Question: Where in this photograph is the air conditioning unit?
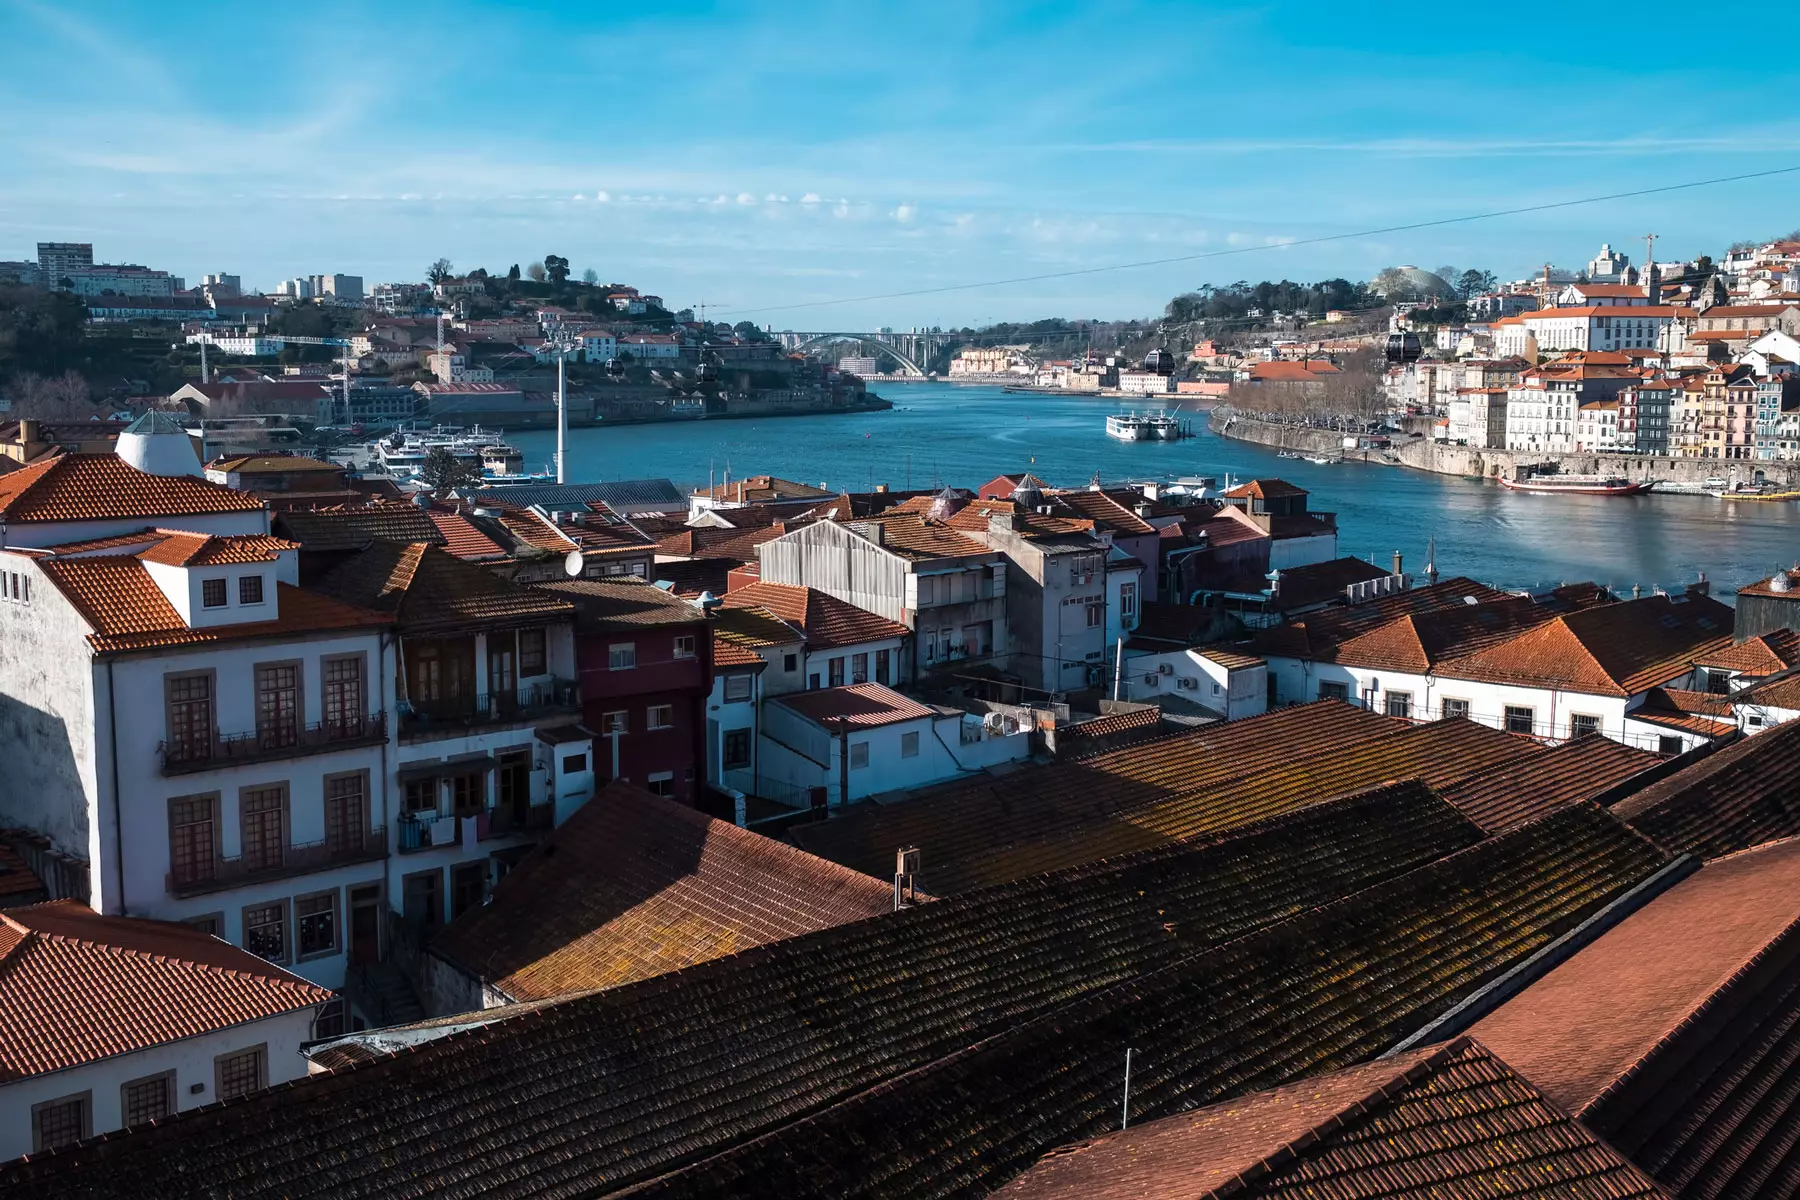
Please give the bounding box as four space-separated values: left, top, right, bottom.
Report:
1177 677 1198 690
1143 673 1160 686
1158 663 1174 675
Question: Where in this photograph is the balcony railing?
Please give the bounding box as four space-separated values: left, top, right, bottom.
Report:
399 679 580 736
397 809 467 853
159 712 388 776
477 802 556 841
165 826 388 897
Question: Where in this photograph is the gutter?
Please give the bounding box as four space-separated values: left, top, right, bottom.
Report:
106 659 126 914
1385 852 1698 1056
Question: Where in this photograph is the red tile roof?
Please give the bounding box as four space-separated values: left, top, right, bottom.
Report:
695 475 836 502
536 577 704 631
315 542 573 633
996 1037 1669 1200
1247 360 1340 382
1697 629 1800 675
721 580 909 650
774 682 936 728
431 782 893 1000
0 901 330 1082
134 530 297 567
1612 718 1800 858
1221 477 1307 500
273 502 446 551
0 454 265 523
425 511 507 560
1439 734 1661 832
849 513 993 561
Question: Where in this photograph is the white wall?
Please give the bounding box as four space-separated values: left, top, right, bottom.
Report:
1119 648 1268 721
0 1008 316 1162
760 712 1029 806
0 510 268 551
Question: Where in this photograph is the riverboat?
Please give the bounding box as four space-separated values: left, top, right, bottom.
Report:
1106 411 1190 441
374 425 553 483
1303 454 1342 465
1499 474 1650 496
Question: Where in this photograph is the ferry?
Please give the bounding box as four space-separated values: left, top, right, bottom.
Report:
1499 473 1651 496
373 425 553 484
1106 411 1190 441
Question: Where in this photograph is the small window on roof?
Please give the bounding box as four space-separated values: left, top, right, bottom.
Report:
239 575 264 605
201 578 228 608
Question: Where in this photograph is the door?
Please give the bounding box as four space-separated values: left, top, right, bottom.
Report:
348 885 381 966
488 640 518 709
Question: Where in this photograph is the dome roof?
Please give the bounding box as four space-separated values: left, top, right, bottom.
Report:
115 411 202 477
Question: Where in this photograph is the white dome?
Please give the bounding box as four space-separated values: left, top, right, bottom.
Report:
116 412 202 477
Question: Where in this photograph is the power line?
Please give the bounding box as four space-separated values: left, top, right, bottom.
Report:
715 164 1800 319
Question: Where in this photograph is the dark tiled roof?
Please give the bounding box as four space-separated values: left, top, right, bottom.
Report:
1439 733 1662 833
0 782 1482 1199
651 556 737 598
536 577 704 630
773 683 937 728
431 782 893 1000
471 479 684 510
274 502 446 551
619 804 1669 1199
314 541 573 634
1266 557 1392 610
995 1038 1670 1200
1612 720 1800 858
1252 577 1518 661
721 580 910 649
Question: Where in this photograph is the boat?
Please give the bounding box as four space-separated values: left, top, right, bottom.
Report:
1499 473 1650 496
1653 476 1731 496
375 425 553 484
1710 488 1800 502
1276 450 1302 460
1303 454 1342 465
1106 413 1154 441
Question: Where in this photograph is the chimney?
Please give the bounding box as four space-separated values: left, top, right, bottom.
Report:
1392 550 1403 577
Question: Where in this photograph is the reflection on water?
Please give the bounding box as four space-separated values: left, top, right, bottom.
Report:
511 383 1800 598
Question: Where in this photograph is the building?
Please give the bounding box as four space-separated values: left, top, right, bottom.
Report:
0 901 331 1159
1519 306 1676 353
721 580 910 691
35 242 92 289
1617 378 1673 454
707 607 794 799
65 264 178 298
1583 242 1632 283
535 577 711 804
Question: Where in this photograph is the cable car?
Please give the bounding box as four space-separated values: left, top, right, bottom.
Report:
604 357 626 378
1385 332 1423 364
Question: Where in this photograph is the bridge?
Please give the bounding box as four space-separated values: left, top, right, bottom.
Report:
774 330 952 377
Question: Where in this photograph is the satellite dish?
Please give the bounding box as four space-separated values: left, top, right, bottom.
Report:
564 550 586 577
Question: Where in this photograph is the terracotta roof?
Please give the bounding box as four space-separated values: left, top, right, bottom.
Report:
774 682 936 728
208 454 340 474
654 522 789 563
134 530 297 567
1613 719 1800 858
1056 704 1166 749
1221 477 1307 500
848 513 992 561
0 900 330 1083
1439 734 1662 833
431 782 893 1000
37 557 391 654
1474 836 1800 1119
314 541 573 634
1628 686 1737 735
1737 567 1800 599
426 511 507 560
720 580 909 650
1253 577 1523 661
1045 490 1157 535
996 1037 1669 1200
1437 593 1734 697
0 842 46 903
1263 556 1391 611
0 782 1502 1198
712 635 765 667
650 557 737 598
273 502 446 552
1697 629 1800 675
1247 360 1339 382
695 474 836 502
1330 595 1555 671
1188 512 1269 549
536 577 702 630
1193 644 1264 670
0 454 265 524
712 603 801 651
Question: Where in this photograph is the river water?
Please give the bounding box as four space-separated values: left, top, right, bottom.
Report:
510 382 1800 599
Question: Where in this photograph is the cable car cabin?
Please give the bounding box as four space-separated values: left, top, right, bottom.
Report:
1385 332 1423 363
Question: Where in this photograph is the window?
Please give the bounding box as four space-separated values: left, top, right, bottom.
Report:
602 710 628 735
312 997 348 1041
901 731 920 758
646 771 674 797
201 578 228 608
450 771 485 818
496 751 530 816
723 728 751 769
238 574 264 605
783 653 798 672
403 869 441 927
184 913 222 937
1504 705 1536 735
849 742 870 769
1119 582 1138 623
875 649 891 686
450 862 486 919
1706 670 1732 696
808 672 823 689
1318 681 1349 702
169 793 218 888
562 752 587 774
296 891 338 958
32 1094 90 1152
240 786 287 873
255 662 300 749
673 634 696 659
1659 735 1684 756
1570 713 1602 738
518 627 547 676
322 656 366 737
1441 698 1471 721
324 772 367 856
724 673 753 701
851 653 869 685
4 570 30 606
487 640 517 701
828 658 845 688
1086 603 1103 629
403 775 439 814
647 704 674 730
243 902 287 963
215 1046 266 1101
1384 691 1413 720
608 642 636 670
122 1073 174 1126
165 672 214 763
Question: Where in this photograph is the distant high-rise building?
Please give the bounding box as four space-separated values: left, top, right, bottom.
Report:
37 242 93 289
202 272 242 295
320 274 363 301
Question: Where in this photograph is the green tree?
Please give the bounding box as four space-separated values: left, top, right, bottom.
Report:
582 267 598 285
527 262 547 282
419 446 483 492
507 264 521 281
544 255 571 285
427 258 454 284
1456 269 1496 299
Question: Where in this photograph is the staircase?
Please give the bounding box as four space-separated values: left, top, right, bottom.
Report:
348 961 426 1028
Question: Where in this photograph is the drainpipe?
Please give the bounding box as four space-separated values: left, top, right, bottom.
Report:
1113 637 1125 701
836 718 850 808
106 659 125 915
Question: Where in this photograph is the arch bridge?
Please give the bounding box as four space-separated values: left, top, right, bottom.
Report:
777 331 947 377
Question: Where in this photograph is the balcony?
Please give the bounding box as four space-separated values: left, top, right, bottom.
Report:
397 809 465 853
477 802 556 841
165 826 387 898
399 679 580 739
159 713 388 776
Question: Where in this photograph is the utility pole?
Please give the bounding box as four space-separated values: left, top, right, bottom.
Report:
556 345 568 484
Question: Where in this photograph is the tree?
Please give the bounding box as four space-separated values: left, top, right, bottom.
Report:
527 262 547 282
1695 255 1715 275
507 264 521 281
582 268 598 285
419 446 483 492
427 258 454 284
4 370 94 420
1433 266 1460 291
543 255 570 285
1456 269 1497 300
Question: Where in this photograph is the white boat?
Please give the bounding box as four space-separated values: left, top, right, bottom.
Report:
1303 454 1342 465
376 425 552 483
1107 413 1154 441
1499 473 1650 496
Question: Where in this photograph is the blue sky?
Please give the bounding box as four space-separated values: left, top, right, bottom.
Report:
3 0 1796 327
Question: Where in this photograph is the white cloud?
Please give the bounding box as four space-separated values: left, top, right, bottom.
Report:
737 192 756 204
572 193 585 201
595 190 610 202
891 204 916 223
801 192 822 204
833 201 850 218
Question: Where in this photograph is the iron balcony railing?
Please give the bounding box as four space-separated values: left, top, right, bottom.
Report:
397 809 466 853
165 826 388 898
398 679 580 735
159 712 388 775
477 802 556 841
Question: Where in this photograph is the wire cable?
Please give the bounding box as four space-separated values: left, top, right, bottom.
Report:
714 164 1800 318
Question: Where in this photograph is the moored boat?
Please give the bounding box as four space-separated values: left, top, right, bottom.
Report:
1499 473 1650 496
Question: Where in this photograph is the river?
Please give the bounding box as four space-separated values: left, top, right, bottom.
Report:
508 382 1800 599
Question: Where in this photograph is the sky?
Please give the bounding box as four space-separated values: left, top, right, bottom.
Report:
3 0 1798 329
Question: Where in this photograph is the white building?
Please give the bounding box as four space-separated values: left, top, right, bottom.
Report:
618 333 680 360
721 580 911 691
1519 306 1675 353
0 901 330 1160
707 616 786 807
1584 243 1632 283
1116 643 1268 721
576 329 618 363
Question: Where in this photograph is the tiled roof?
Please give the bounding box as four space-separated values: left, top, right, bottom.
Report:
695 474 836 502
37 557 390 654
0 842 46 904
712 635 765 667
314 541 573 634
208 454 340 474
1330 595 1554 672
495 506 579 552
0 782 1488 1198
850 513 992 561
712 603 801 650
1437 593 1734 697
1628 686 1737 735
1264 556 1392 611
426 510 507 560
787 704 1539 895
431 782 893 1000
721 580 909 649
1056 705 1167 750
273 502 446 551
774 682 936 728
1612 719 1800 858
0 454 265 523
617 804 1668 1199
655 522 789 563
995 1038 1669 1200
1221 477 1307 500
0 901 330 1083
134 530 298 567
536 577 702 630
650 556 737 598
1254 576 1516 660
943 498 1096 539
1192 645 1265 670
1697 629 1800 674
1440 734 1661 833
470 479 684 511
1045 489 1157 534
